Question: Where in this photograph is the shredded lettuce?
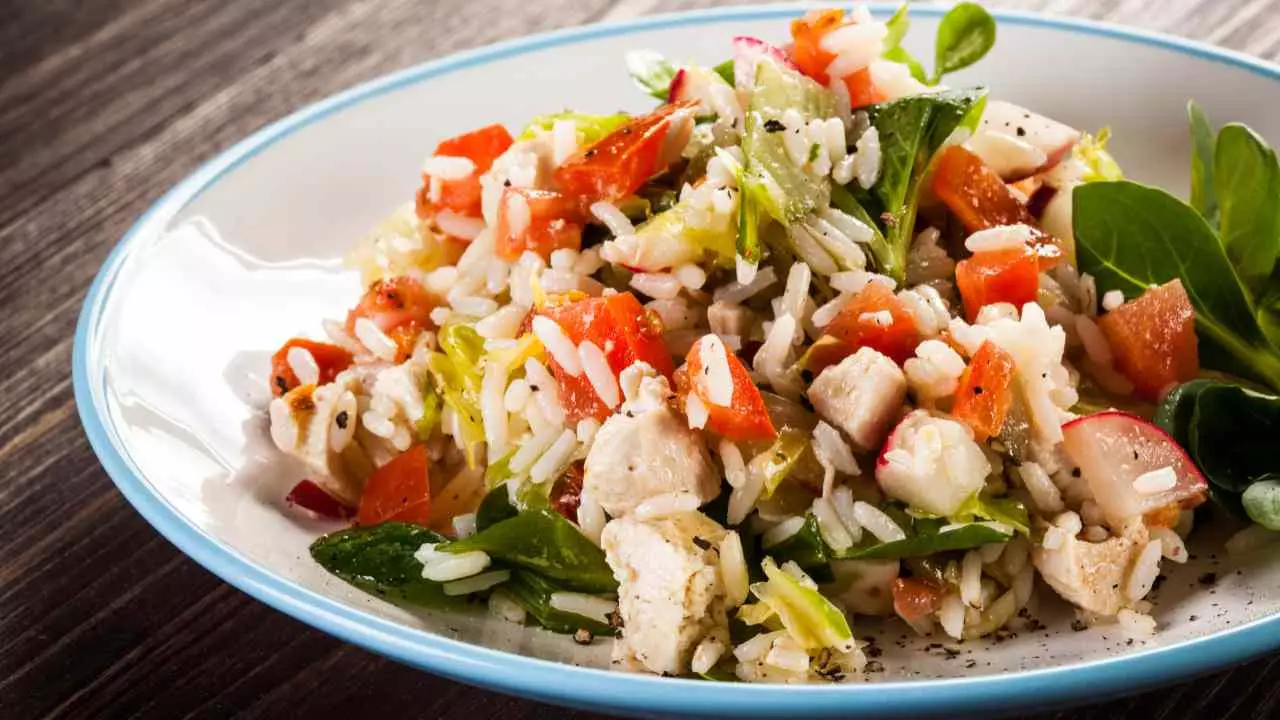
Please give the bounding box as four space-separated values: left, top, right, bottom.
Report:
518 111 629 145
757 429 810 498
1074 128 1124 183
749 558 853 651
954 494 1032 536
416 380 442 441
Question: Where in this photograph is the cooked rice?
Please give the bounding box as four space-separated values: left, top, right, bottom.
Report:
634 491 701 520
853 501 905 542
549 592 617 623
529 428 577 484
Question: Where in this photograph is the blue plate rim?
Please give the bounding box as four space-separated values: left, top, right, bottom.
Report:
72 3 1280 717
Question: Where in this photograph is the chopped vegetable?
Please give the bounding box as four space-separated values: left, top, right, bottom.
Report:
345 276 438 362
954 246 1040 322
810 281 921 368
519 111 629 144
839 522 1011 560
750 557 853 650
269 338 353 397
789 9 885 108
310 522 459 607
418 123 514 219
503 569 615 636
951 340 1016 442
554 101 696 205
684 338 777 442
1097 280 1200 401
931 145 1037 234
356 445 432 527
285 479 355 520
442 509 617 594
892 577 944 622
494 187 584 262
931 2 996 84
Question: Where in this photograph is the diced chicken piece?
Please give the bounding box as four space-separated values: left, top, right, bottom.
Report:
876 410 991 516
268 374 371 504
806 347 907 452
707 301 758 339
585 374 718 517
1033 529 1140 617
602 511 729 676
971 100 1081 180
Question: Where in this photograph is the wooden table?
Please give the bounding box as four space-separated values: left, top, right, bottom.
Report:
5 0 1280 717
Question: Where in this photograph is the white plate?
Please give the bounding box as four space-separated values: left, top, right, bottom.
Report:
74 4 1280 717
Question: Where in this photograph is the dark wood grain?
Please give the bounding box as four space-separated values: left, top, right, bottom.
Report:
3 1 1279 718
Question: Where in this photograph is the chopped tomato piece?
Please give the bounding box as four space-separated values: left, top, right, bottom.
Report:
416 123 513 220
684 337 777 442
789 9 887 108
551 463 585 523
540 292 674 422
954 247 1040 322
1097 279 1199 401
494 187 584 261
892 577 944 622
811 281 920 370
951 341 1017 442
269 339 353 397
285 479 355 520
553 101 695 204
357 445 431 526
344 276 438 362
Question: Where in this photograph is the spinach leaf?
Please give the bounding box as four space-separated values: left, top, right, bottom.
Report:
1188 100 1218 223
712 59 735 86
625 50 678 101
864 87 987 282
475 484 519 532
763 513 833 583
310 523 460 608
955 494 1031 536
442 509 617 594
1073 180 1280 392
830 184 893 273
882 4 928 84
932 2 996 83
1189 383 1280 493
502 569 615 636
837 523 1011 561
1215 123 1280 296
1153 378 1218 447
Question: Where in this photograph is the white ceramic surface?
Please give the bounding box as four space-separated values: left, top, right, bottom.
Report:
75 4 1280 717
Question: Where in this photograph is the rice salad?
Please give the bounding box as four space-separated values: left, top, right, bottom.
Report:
270 3 1280 683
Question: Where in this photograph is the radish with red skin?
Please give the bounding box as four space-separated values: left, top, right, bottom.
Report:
1061 410 1207 529
974 100 1081 181
731 36 797 91
665 68 688 103
286 479 355 520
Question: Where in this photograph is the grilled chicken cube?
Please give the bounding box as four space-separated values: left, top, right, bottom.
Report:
806 347 907 452
602 512 729 675
875 410 991 516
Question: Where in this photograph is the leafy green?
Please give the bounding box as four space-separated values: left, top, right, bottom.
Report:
954 494 1031 536
750 558 852 650
837 523 1011 561
502 569 615 636
442 509 617 594
518 111 628 144
1073 129 1124 183
712 58 735 86
736 165 764 265
476 484 519 531
625 50 678 100
1214 123 1280 296
763 513 833 583
862 87 987 282
426 352 485 468
416 380 442 441
1188 101 1218 223
741 57 836 224
310 523 460 608
1157 380 1280 521
1073 181 1280 392
484 449 516 491
882 5 928 84
932 2 996 83
1243 478 1280 531
830 184 892 274
759 429 811 498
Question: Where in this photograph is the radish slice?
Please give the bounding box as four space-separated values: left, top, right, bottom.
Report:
666 68 688 104
732 36 797 91
286 479 355 520
1061 410 1207 528
974 100 1081 180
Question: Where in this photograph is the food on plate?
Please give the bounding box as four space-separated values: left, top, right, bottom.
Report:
267 2 1280 683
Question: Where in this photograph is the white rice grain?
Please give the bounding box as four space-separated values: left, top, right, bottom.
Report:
728 457 767 526
590 200 635 237
813 421 860 476
1125 540 1163 602
488 591 527 624
1018 462 1065 514
429 307 454 327
853 501 906 543
577 490 606 546
1132 466 1177 495
830 485 863 544
1075 314 1114 367
1117 608 1157 639
734 630 786 663
964 224 1036 253
685 391 710 429
510 426 562 475
1150 526 1188 563
530 429 577 485
435 210 486 241
453 295 499 318
787 224 840 276
939 593 966 640
353 318 399 362
286 346 320 387
532 316 582 376
504 192 532 240
578 340 621 409
329 391 358 452
813 496 855 551
549 592 616 624
551 119 578 166
719 439 747 489
697 334 734 406
691 636 727 676
674 263 707 290
423 155 476 179
634 491 701 520
1102 289 1126 312
523 358 566 426
852 126 881 189
476 304 527 340
720 530 750 608
630 272 682 300
762 515 807 549
416 544 491 582
716 266 777 304
765 638 811 673
481 362 510 462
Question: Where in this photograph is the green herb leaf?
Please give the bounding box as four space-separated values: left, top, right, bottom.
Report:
864 87 987 282
310 523 460 607
476 484 519 531
1073 180 1280 392
1188 383 1280 493
1214 123 1280 296
1243 477 1280 531
625 50 678 100
751 557 852 650
501 569 615 636
416 380 442 441
882 5 928 84
932 2 996 83
837 523 1011 561
518 111 629 144
712 58 735 86
1188 100 1218 223
763 513 833 583
442 509 617 594
955 494 1031 536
